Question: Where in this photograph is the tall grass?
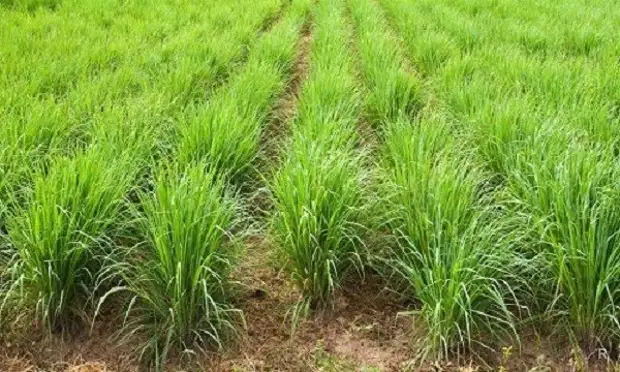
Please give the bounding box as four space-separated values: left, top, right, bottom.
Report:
380 0 620 355
0 0 281 335
0 102 80 214
294 0 359 145
92 1 311 366
0 0 283 210
177 0 311 183
1 0 620 366
378 119 520 361
349 0 523 360
2 146 139 331
270 0 367 316
347 0 421 125
505 142 620 348
270 140 367 311
100 163 242 366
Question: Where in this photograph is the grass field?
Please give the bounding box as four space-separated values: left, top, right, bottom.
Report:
1 0 620 370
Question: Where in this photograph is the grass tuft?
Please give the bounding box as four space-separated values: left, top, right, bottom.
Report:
100 163 243 366
270 141 368 312
378 118 521 362
2 147 138 331
506 142 620 349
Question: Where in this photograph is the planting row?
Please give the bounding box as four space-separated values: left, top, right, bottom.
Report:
0 0 311 366
0 0 283 212
1 0 620 368
380 0 620 360
269 0 366 323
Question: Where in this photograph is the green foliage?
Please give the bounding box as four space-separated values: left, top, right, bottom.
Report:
378 119 520 361
506 143 620 347
1 0 620 367
2 147 138 330
348 0 422 125
100 163 242 365
271 141 367 310
381 0 620 356
1 0 61 12
176 0 310 183
270 0 367 316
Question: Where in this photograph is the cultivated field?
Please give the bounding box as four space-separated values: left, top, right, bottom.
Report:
1 0 620 370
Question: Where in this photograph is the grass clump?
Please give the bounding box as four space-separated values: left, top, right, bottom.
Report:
269 0 367 316
270 141 367 313
347 0 422 125
2 147 137 331
176 65 283 180
101 163 242 366
505 142 620 349
177 0 310 183
378 118 520 362
348 0 520 359
381 0 620 355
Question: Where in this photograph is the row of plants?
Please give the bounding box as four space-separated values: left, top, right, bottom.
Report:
0 0 311 369
1 0 620 368
268 0 368 324
378 0 620 361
